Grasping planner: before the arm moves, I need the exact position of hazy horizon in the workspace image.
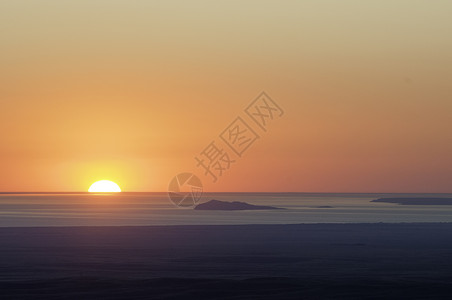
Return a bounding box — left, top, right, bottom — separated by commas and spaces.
3, 191, 452, 195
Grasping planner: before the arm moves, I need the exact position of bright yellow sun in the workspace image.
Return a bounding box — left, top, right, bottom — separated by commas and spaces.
88, 180, 122, 193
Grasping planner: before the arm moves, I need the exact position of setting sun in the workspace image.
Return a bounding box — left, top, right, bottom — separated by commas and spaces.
88, 180, 121, 193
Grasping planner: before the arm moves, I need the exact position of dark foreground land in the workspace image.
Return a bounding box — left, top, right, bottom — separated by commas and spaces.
2, 223, 452, 299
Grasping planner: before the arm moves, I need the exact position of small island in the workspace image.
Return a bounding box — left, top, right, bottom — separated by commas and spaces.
372, 198, 452, 205
194, 199, 283, 211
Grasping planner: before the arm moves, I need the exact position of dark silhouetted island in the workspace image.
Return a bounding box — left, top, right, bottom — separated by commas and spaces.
372, 198, 452, 205
194, 199, 283, 210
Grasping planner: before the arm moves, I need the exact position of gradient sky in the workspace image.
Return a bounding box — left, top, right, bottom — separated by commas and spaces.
1, 0, 451, 192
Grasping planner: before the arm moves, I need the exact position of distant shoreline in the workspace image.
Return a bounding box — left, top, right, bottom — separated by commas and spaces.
372, 198, 452, 205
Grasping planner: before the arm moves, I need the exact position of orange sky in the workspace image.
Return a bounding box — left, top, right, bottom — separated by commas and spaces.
0, 1, 451, 192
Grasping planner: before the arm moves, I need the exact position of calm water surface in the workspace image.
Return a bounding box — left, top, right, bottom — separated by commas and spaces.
0, 193, 452, 227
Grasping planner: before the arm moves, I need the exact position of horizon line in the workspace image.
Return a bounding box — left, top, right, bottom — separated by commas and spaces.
1, 191, 452, 194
